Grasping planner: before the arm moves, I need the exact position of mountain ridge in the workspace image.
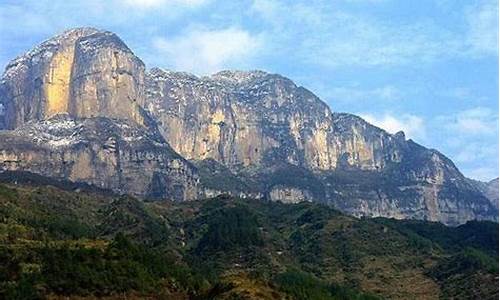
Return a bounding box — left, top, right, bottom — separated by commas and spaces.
0, 27, 497, 225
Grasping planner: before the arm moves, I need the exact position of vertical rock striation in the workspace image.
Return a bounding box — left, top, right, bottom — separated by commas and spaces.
0, 27, 496, 224
145, 69, 497, 225
0, 28, 198, 200
0, 28, 146, 129
144, 69, 404, 172
69, 31, 146, 124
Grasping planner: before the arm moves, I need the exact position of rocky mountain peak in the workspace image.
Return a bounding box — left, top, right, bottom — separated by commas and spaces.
74, 30, 134, 56
0, 28, 497, 225
0, 27, 146, 130
147, 67, 200, 84
209, 70, 270, 85
2, 27, 100, 82
394, 130, 406, 141
54, 27, 102, 39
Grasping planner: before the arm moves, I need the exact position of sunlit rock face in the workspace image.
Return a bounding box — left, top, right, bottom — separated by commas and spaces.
0, 28, 146, 129
0, 28, 497, 224
69, 31, 145, 124
45, 41, 75, 117
269, 185, 314, 203
0, 28, 196, 201
0, 115, 198, 201
145, 68, 498, 225
145, 69, 404, 172
0, 28, 95, 129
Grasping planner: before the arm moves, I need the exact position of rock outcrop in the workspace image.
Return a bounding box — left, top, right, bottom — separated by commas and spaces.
0, 28, 146, 129
0, 28, 197, 201
145, 69, 497, 225
469, 178, 499, 210
0, 27, 497, 224
144, 69, 403, 172
0, 114, 198, 200
269, 185, 314, 203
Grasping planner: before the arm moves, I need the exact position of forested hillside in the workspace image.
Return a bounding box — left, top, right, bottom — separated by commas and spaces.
0, 182, 498, 299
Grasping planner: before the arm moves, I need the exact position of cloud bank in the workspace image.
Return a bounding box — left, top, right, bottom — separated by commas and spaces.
152, 27, 262, 74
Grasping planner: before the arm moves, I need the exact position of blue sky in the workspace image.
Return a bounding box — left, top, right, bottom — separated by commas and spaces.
0, 0, 498, 180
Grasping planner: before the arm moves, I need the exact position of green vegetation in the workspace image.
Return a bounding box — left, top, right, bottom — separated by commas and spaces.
193, 159, 258, 193
0, 235, 206, 299
373, 218, 499, 257
0, 183, 498, 299
195, 204, 263, 254
275, 270, 381, 300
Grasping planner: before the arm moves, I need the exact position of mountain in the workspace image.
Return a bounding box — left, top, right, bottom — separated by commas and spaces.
0, 28, 198, 201
145, 68, 497, 225
0, 115, 198, 200
0, 27, 497, 225
0, 182, 497, 299
0, 28, 145, 129
469, 178, 499, 210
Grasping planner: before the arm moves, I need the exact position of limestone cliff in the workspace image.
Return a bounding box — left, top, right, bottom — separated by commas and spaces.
469, 178, 499, 210
0, 114, 198, 200
0, 28, 146, 129
145, 69, 403, 171
0, 28, 197, 201
145, 69, 497, 225
0, 28, 497, 225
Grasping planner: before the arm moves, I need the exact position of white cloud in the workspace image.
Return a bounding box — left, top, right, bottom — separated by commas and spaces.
327, 85, 401, 102
359, 113, 426, 141
152, 27, 262, 74
251, 0, 498, 68
123, 0, 208, 9
465, 0, 499, 56
434, 107, 499, 180
306, 16, 463, 67
438, 107, 498, 136
455, 143, 498, 163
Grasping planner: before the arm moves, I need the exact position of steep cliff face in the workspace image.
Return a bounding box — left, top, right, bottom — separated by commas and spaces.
0, 28, 197, 201
484, 178, 499, 209
469, 178, 499, 210
69, 31, 145, 123
0, 28, 496, 224
0, 114, 198, 200
145, 69, 403, 172
0, 28, 146, 129
320, 144, 495, 225
145, 69, 497, 225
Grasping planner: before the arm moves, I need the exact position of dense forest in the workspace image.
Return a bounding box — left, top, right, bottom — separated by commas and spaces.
0, 182, 498, 299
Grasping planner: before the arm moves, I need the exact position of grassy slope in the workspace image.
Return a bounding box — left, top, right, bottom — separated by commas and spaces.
0, 183, 498, 299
